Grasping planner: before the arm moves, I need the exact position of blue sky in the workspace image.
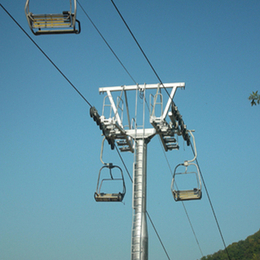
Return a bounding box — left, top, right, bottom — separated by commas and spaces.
1, 1, 260, 259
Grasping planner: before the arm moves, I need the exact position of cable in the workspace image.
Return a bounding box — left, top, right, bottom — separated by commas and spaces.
78, 0, 154, 114
0, 3, 92, 108
182, 201, 204, 258
146, 212, 171, 260
77, 0, 138, 86
78, 0, 153, 112
190, 143, 231, 260
110, 0, 171, 98
115, 146, 133, 182
110, 0, 164, 86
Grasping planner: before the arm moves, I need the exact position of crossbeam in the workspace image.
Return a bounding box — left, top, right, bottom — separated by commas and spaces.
99, 82, 185, 93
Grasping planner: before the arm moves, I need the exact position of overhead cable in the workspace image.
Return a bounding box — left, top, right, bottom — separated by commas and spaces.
190, 143, 231, 260
110, 0, 171, 97
77, 0, 138, 86
0, 3, 92, 108
110, 0, 164, 86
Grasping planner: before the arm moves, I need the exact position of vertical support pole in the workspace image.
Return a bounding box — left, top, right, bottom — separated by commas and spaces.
131, 138, 148, 260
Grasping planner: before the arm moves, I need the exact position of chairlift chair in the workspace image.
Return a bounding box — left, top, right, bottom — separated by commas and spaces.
171, 131, 202, 201
94, 137, 126, 202
94, 164, 126, 202
25, 0, 81, 35
171, 162, 202, 201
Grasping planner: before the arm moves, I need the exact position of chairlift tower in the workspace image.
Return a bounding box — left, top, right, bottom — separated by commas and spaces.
91, 82, 192, 260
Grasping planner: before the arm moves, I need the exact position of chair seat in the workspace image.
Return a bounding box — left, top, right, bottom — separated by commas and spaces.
29, 13, 73, 28
173, 189, 202, 201
94, 192, 124, 202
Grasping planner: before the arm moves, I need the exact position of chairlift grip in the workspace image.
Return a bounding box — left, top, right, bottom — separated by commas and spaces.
186, 131, 197, 163
75, 19, 81, 34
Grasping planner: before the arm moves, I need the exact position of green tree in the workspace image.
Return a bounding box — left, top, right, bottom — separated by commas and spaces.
200, 229, 260, 260
249, 91, 260, 106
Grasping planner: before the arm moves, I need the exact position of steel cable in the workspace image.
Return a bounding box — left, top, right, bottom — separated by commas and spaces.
190, 143, 231, 260
0, 3, 92, 108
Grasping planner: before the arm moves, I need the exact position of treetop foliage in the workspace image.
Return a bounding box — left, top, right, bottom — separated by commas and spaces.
200, 229, 260, 260
249, 91, 260, 106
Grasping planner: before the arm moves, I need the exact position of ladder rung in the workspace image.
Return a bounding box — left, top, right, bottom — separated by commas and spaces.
119, 147, 132, 152
117, 140, 127, 146
163, 137, 176, 143
167, 144, 179, 150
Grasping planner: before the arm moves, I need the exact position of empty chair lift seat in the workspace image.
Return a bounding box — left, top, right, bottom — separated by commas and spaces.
94, 192, 125, 202
172, 188, 202, 202
25, 0, 80, 35
94, 164, 126, 203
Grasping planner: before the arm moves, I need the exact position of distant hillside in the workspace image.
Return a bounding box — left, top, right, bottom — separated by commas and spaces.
200, 229, 260, 260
